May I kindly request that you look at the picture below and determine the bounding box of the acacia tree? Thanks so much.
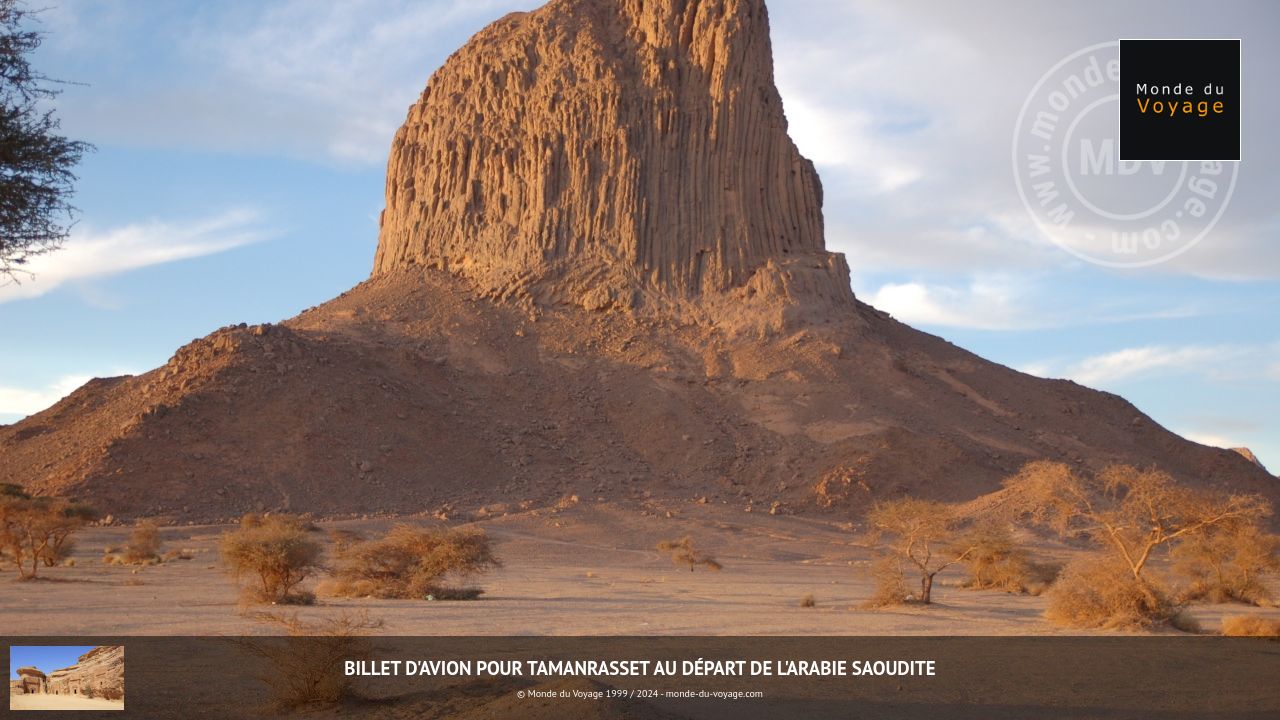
[1172,523,1280,605]
[0,490,93,579]
[42,500,95,566]
[0,0,91,277]
[1006,461,1270,583]
[865,497,976,604]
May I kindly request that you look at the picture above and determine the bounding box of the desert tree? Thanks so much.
[656,536,722,572]
[1173,523,1280,606]
[1006,461,1270,627]
[42,500,94,566]
[219,514,323,604]
[323,525,500,600]
[865,497,977,604]
[956,520,1058,595]
[0,490,93,578]
[0,0,92,277]
[1007,462,1269,582]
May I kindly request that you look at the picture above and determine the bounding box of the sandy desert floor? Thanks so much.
[1,500,1276,636]
[9,694,124,710]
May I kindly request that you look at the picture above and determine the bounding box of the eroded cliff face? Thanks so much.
[373,0,853,328]
[46,646,124,698]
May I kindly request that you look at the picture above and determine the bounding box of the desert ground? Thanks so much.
[2,499,1276,637]
[9,694,124,711]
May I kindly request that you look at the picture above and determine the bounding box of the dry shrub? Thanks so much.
[240,610,384,711]
[1174,524,1280,607]
[656,536,722,572]
[327,528,365,552]
[863,555,912,608]
[220,514,322,605]
[1044,555,1178,630]
[122,520,162,564]
[799,594,816,608]
[1220,615,1280,638]
[959,523,1059,596]
[323,525,499,600]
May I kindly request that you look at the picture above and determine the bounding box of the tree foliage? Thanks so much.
[324,525,500,599]
[219,514,322,604]
[1006,461,1269,580]
[865,497,975,604]
[0,0,91,277]
[0,486,95,578]
[1173,523,1280,606]
[1006,461,1272,628]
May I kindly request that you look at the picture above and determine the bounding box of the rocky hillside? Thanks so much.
[0,0,1273,521]
[2,268,1270,521]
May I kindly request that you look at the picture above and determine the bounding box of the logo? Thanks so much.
[1013,41,1238,268]
[1119,39,1240,161]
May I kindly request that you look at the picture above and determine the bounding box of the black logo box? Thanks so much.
[1120,39,1241,161]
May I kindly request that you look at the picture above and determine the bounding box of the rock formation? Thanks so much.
[46,646,125,699]
[13,667,47,695]
[1232,447,1269,474]
[0,0,1275,520]
[374,0,852,330]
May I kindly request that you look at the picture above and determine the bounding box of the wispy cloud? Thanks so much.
[860,275,1205,331]
[0,209,268,304]
[1066,346,1240,386]
[1021,344,1275,387]
[0,375,92,419]
[47,0,542,165]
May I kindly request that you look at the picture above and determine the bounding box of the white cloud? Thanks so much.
[0,209,268,304]
[1068,346,1237,386]
[1025,344,1257,387]
[864,278,1025,330]
[0,375,92,418]
[859,275,1206,331]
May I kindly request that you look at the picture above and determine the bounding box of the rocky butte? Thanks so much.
[374,0,853,332]
[0,0,1273,520]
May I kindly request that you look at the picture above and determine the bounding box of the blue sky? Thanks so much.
[0,0,1276,471]
[10,646,96,679]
